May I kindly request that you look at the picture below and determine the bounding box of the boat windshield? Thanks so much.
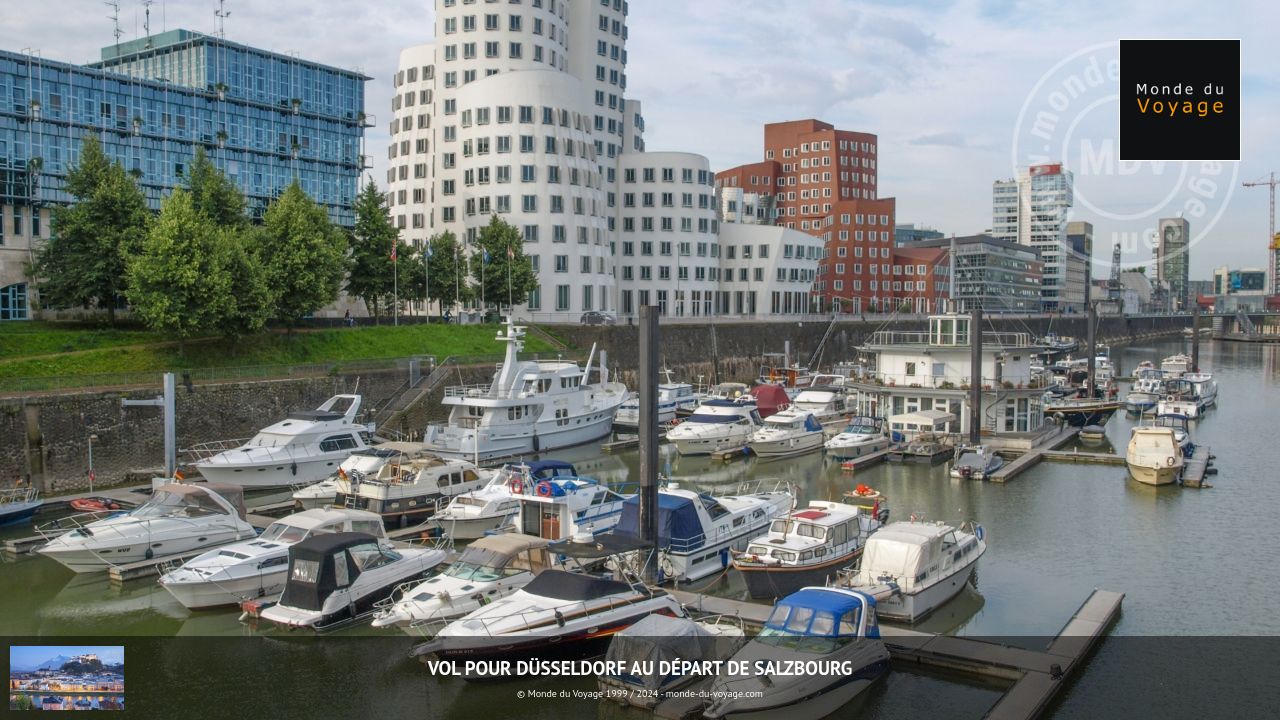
[246,432,296,448]
[132,489,225,518]
[769,519,825,539]
[843,422,878,435]
[686,413,739,424]
[442,546,521,582]
[260,522,310,543]
[757,604,862,652]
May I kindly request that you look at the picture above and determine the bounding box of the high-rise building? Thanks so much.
[992,163,1084,311]
[1155,217,1190,311]
[717,119,897,314]
[0,31,369,320]
[910,235,1044,313]
[1066,220,1094,306]
[894,223,944,247]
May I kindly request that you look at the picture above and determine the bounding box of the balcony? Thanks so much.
[864,329,1036,348]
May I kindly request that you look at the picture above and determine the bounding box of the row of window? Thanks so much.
[619,216,717,234]
[622,166,712,186]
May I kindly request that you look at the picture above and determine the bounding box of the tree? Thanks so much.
[260,181,347,329]
[467,215,539,310]
[424,231,471,317]
[345,181,400,321]
[35,135,149,324]
[214,227,274,343]
[184,146,248,227]
[125,190,235,349]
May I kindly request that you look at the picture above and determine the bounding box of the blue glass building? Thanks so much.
[0,31,370,319]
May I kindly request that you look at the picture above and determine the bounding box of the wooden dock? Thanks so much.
[710,445,752,462]
[668,587,1123,720]
[989,428,1080,482]
[601,432,667,454]
[835,447,893,471]
[1181,445,1214,488]
[1039,449,1126,465]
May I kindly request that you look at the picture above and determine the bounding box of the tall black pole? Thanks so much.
[638,306,660,584]
[1086,302,1098,398]
[969,308,982,445]
[1191,303,1201,372]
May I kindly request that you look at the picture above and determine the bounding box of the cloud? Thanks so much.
[909,131,968,147]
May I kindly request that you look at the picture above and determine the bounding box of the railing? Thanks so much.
[443,383,501,399]
[864,330,1036,347]
[181,438,251,463]
[410,589,656,640]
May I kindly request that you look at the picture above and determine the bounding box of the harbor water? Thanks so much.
[4,337,1280,718]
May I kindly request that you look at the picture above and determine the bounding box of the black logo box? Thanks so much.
[1119,39,1240,161]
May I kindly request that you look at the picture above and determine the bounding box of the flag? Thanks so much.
[425,244,433,258]
[174,469,185,481]
[390,246,397,261]
[483,250,491,264]
[507,245,514,260]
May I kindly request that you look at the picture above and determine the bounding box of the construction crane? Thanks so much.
[1242,172,1278,294]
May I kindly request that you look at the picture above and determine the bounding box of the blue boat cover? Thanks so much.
[803,414,823,433]
[613,493,705,551]
[526,460,576,479]
[764,588,878,638]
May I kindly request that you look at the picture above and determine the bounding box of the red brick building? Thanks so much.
[716,119,897,313]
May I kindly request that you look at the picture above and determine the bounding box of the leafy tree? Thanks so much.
[260,181,347,329]
[125,189,234,349]
[13,694,34,710]
[214,227,274,343]
[345,181,400,321]
[35,135,148,324]
[423,231,472,317]
[467,215,539,310]
[184,147,247,227]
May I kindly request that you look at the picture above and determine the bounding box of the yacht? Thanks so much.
[292,443,436,510]
[749,411,825,458]
[1043,395,1122,427]
[839,519,986,623]
[703,587,890,720]
[614,373,700,429]
[0,486,42,527]
[704,382,752,402]
[949,445,1005,480]
[667,400,764,456]
[336,455,488,528]
[1154,413,1194,456]
[37,483,256,573]
[887,433,955,464]
[785,385,853,431]
[733,499,884,600]
[258,531,448,631]
[510,461,633,541]
[193,395,373,488]
[1183,372,1218,408]
[422,318,628,463]
[825,416,890,459]
[599,613,747,710]
[158,508,389,609]
[610,482,793,583]
[370,534,554,631]
[1126,426,1184,486]
[1161,353,1192,378]
[408,568,686,663]
[1155,378,1208,418]
[424,461,547,539]
[1124,372,1166,413]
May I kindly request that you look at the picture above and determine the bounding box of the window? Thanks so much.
[556,285,570,311]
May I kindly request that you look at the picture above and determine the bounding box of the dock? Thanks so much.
[601,432,667,454]
[988,427,1080,482]
[667,588,1123,720]
[835,447,893,471]
[1180,445,1214,488]
[710,445,752,462]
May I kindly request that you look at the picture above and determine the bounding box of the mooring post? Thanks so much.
[1191,304,1201,372]
[638,306,660,584]
[1087,303,1097,398]
[969,308,982,445]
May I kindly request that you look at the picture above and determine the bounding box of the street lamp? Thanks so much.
[87,434,99,493]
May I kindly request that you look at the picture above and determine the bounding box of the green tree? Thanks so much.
[184,146,248,227]
[125,189,234,349]
[260,181,347,329]
[214,227,274,343]
[35,135,148,324]
[467,215,539,311]
[13,694,34,711]
[345,181,400,321]
[424,231,472,317]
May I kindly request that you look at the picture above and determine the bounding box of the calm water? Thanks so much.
[3,337,1278,718]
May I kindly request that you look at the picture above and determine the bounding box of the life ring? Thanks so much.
[508,475,524,494]
[1166,395,1176,401]
[854,484,874,496]
[535,481,554,497]
[1166,456,1175,467]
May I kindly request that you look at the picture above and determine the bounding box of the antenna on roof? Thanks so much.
[215,0,231,39]
[142,0,154,46]
[105,1,123,46]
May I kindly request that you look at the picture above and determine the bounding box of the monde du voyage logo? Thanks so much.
[1120,39,1240,161]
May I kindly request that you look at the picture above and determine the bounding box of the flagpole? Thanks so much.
[393,244,399,327]
[481,251,486,313]
[454,243,460,319]
[507,242,513,309]
[424,242,430,320]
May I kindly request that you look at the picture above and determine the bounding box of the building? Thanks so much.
[894,223,944,247]
[717,119,896,314]
[717,223,823,316]
[1119,271,1154,314]
[992,163,1083,311]
[1155,217,1190,310]
[1212,265,1269,312]
[1,31,370,320]
[1066,220,1094,305]
[909,235,1043,313]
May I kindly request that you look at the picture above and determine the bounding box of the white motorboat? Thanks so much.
[0,486,42,527]
[37,483,256,573]
[825,416,890,459]
[336,454,488,528]
[291,443,436,510]
[703,587,890,719]
[1154,413,1193,456]
[1124,372,1166,413]
[422,318,628,463]
[510,461,633,541]
[1161,353,1192,378]
[425,462,537,539]
[611,482,793,583]
[839,519,986,623]
[1155,377,1207,418]
[599,613,747,710]
[667,400,764,456]
[733,499,884,599]
[704,382,752,402]
[1183,372,1218,408]
[614,373,700,429]
[1126,426,1184,485]
[158,508,388,609]
[370,534,553,630]
[193,395,373,488]
[748,411,825,458]
[409,568,686,663]
[257,531,447,631]
[949,445,1005,480]
[785,385,853,431]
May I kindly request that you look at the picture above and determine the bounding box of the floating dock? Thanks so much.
[1180,445,1214,488]
[989,428,1080,482]
[601,432,667,454]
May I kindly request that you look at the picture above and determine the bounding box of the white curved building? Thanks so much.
[387,44,437,315]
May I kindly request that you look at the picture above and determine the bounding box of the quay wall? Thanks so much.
[0,315,1190,493]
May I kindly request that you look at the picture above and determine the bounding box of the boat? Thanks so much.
[1038,333,1080,355]
[1161,353,1192,378]
[1126,426,1184,486]
[509,460,633,541]
[610,482,793,583]
[408,568,686,663]
[703,587,890,719]
[704,382,752,402]
[733,499,884,599]
[37,483,256,573]
[887,433,955,464]
[748,411,825,458]
[1154,413,1194,456]
[614,371,700,429]
[1155,377,1209,418]
[949,445,1005,480]
[748,383,792,418]
[825,416,891,459]
[370,534,554,630]
[422,318,628,463]
[1124,372,1166,413]
[667,399,764,456]
[192,395,373,488]
[1183,372,1218,408]
[291,443,436,510]
[842,484,891,523]
[1043,396,1122,427]
[67,496,123,513]
[757,361,820,396]
[257,531,447,631]
[0,486,43,527]
[784,385,854,431]
[158,507,390,609]
[335,454,488,528]
[425,462,544,539]
[838,519,986,623]
[599,613,747,710]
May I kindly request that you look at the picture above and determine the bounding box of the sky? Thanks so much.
[10,645,124,670]
[3,0,1276,280]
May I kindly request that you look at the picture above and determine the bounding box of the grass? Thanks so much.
[0,322,562,381]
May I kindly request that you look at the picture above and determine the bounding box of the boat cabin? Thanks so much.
[760,587,880,644]
[856,522,979,594]
[887,410,956,442]
[279,531,405,614]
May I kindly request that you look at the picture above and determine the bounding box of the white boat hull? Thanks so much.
[750,432,824,458]
[161,568,287,609]
[427,512,514,540]
[670,426,755,456]
[873,554,980,623]
[825,437,890,459]
[424,411,621,464]
[1127,463,1182,486]
[197,456,347,488]
[38,526,252,574]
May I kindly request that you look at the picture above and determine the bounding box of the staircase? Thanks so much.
[370,356,460,436]
[1235,309,1258,337]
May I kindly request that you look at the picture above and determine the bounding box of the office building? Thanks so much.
[908,235,1044,313]
[1155,217,1190,311]
[894,223,944,247]
[992,163,1083,311]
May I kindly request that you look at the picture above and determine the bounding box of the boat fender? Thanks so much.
[1166,395,1175,402]
[532,434,540,454]
[975,525,984,541]
[535,481,554,497]
[144,548,154,560]
[554,609,565,628]
[291,461,298,476]
[719,547,730,569]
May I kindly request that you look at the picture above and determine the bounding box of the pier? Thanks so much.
[987,427,1080,482]
[601,432,667,454]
